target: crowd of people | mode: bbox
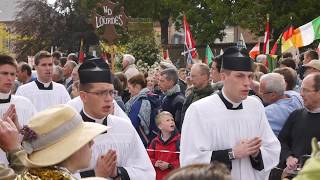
[0,46,320,180]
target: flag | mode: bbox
[263,14,270,54]
[291,16,320,48]
[79,38,85,63]
[204,45,213,65]
[281,25,294,53]
[266,54,277,72]
[187,51,193,65]
[184,15,197,58]
[240,33,247,49]
[249,42,260,59]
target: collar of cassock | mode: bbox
[80,109,108,127]
[35,79,53,90]
[218,88,243,110]
[0,92,11,104]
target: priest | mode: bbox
[180,47,280,180]
[0,55,37,165]
[16,51,70,111]
[76,58,155,179]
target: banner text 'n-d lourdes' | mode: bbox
[92,1,128,44]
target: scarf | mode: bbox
[164,84,180,96]
[125,88,151,134]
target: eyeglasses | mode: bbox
[260,91,274,95]
[84,89,117,97]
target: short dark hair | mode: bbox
[34,51,52,65]
[160,68,179,85]
[52,51,62,60]
[113,76,124,96]
[273,67,297,91]
[60,57,67,67]
[128,73,147,88]
[305,49,319,60]
[0,55,17,69]
[282,52,293,58]
[280,58,296,69]
[19,62,32,76]
[212,55,222,73]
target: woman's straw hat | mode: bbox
[21,104,109,167]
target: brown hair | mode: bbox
[273,67,297,91]
[0,55,17,69]
[280,58,296,70]
[34,51,52,65]
[165,163,231,180]
[128,73,147,88]
[115,72,128,89]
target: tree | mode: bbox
[0,24,11,55]
[13,0,65,60]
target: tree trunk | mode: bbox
[160,17,169,45]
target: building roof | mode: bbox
[0,0,20,22]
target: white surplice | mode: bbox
[180,93,281,180]
[79,112,155,180]
[16,81,70,111]
[0,94,37,165]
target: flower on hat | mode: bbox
[20,125,38,142]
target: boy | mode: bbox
[148,111,180,180]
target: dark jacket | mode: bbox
[148,131,180,180]
[161,92,185,131]
[181,84,214,125]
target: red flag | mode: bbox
[249,43,260,59]
[263,14,270,54]
[79,38,85,63]
[184,15,197,58]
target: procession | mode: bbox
[0,0,320,180]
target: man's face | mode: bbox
[259,80,275,105]
[122,59,129,70]
[159,74,173,92]
[35,57,53,83]
[16,66,26,83]
[71,68,79,82]
[221,70,253,103]
[190,66,207,89]
[301,75,320,111]
[63,63,72,78]
[211,62,221,83]
[80,83,114,119]
[178,71,186,81]
[0,65,16,93]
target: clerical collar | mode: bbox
[218,89,243,110]
[0,92,11,103]
[35,79,53,90]
[80,109,108,125]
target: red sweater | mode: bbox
[148,131,180,180]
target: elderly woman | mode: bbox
[125,74,152,147]
[15,105,110,179]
